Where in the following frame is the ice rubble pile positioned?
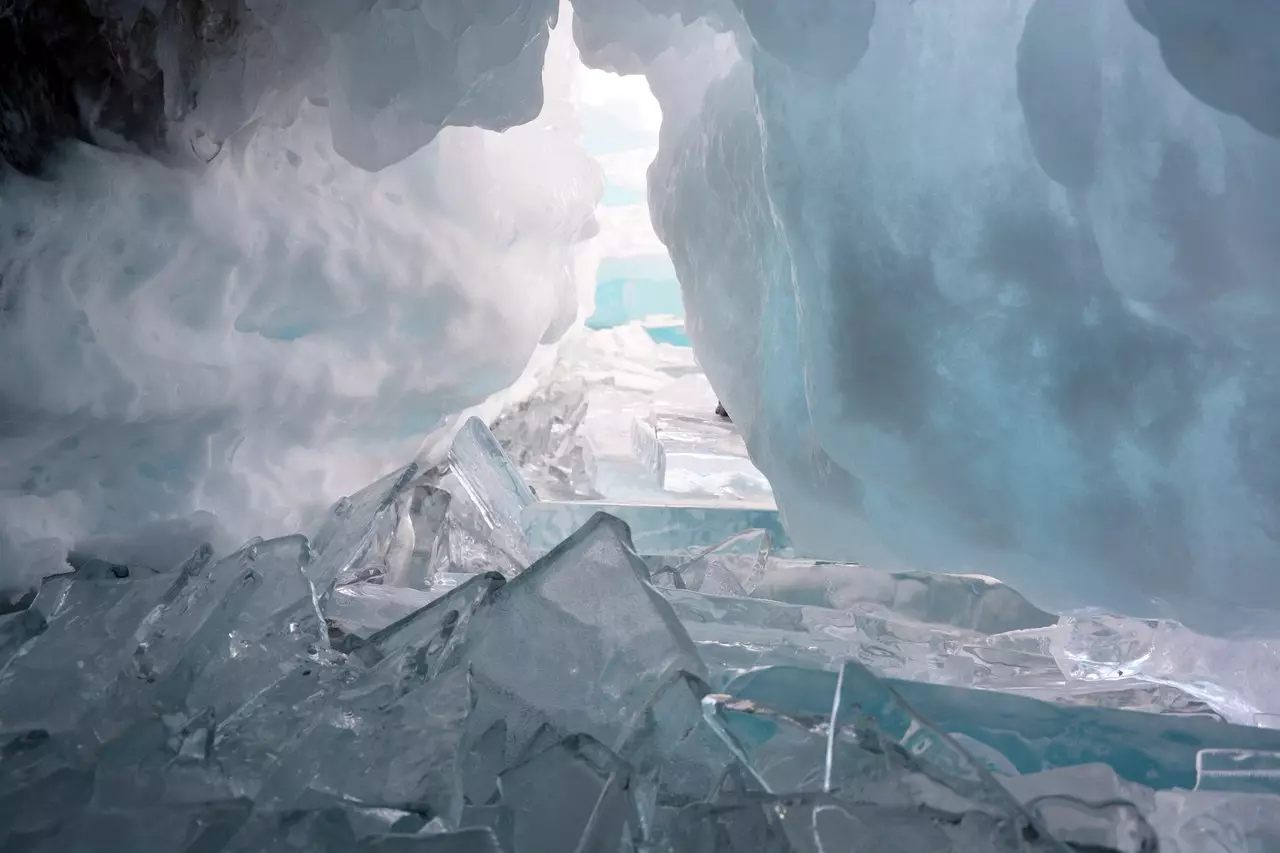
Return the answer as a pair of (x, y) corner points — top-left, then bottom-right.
(570, 0), (1280, 635)
(0, 3), (602, 588)
(5, 348), (1280, 852)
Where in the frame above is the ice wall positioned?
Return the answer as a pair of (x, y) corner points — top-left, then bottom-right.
(0, 3), (602, 587)
(575, 0), (1280, 635)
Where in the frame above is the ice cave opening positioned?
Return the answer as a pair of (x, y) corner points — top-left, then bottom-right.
(3, 0), (1280, 849)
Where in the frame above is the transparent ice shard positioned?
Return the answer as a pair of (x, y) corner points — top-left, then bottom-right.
(618, 670), (733, 822)
(1047, 609), (1280, 726)
(457, 513), (706, 758)
(651, 529), (771, 598)
(306, 665), (472, 824)
(0, 575), (175, 734)
(1051, 611), (1157, 681)
(181, 536), (329, 721)
(490, 377), (593, 501)
(309, 464), (423, 606)
(385, 485), (452, 590)
(355, 572), (506, 696)
(497, 734), (637, 853)
(326, 576), (471, 650)
(751, 559), (1054, 636)
(522, 499), (790, 557)
(826, 660), (1058, 845)
(446, 417), (537, 575)
(699, 694), (832, 795)
(1196, 749), (1280, 795)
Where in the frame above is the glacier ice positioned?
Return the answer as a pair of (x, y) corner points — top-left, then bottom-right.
(5, 0), (1280, 849)
(2, 369), (1280, 851)
(579, 0), (1280, 635)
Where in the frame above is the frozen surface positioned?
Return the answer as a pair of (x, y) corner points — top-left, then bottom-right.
(0, 6), (602, 591)
(570, 0), (1280, 635)
(2, 393), (1280, 851)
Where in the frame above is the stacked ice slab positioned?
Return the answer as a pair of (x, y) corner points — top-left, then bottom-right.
(502, 326), (783, 558)
(4, 416), (1280, 852)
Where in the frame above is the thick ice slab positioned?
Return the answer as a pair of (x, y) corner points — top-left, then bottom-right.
(599, 0), (1280, 634)
(523, 499), (789, 557)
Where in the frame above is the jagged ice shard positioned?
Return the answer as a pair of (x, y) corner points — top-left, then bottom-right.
(4, 0), (1280, 851)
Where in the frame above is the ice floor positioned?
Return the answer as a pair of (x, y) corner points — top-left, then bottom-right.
(2, 322), (1279, 851)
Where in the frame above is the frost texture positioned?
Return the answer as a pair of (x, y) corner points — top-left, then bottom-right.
(581, 0), (1280, 635)
(0, 4), (602, 589)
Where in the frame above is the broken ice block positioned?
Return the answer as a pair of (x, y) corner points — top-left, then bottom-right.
(827, 661), (1048, 837)
(305, 665), (472, 824)
(356, 571), (506, 696)
(447, 417), (537, 571)
(750, 559), (1054, 635)
(498, 735), (637, 853)
(457, 513), (706, 758)
(309, 464), (423, 603)
(490, 377), (592, 501)
(326, 576), (471, 649)
(651, 529), (772, 597)
(1196, 749), (1280, 795)
(385, 485), (451, 589)
(699, 694), (832, 794)
(726, 666), (1280, 791)
(0, 575), (175, 734)
(522, 499), (790, 557)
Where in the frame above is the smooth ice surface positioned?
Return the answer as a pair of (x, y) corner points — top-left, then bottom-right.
(0, 7), (601, 591)
(574, 0), (1280, 633)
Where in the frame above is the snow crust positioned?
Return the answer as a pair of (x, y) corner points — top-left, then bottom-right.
(579, 0), (1280, 635)
(0, 7), (601, 587)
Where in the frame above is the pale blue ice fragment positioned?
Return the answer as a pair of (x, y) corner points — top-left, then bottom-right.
(497, 734), (637, 853)
(1196, 749), (1280, 795)
(326, 574), (474, 650)
(457, 513), (705, 763)
(0, 575), (174, 734)
(522, 500), (790, 557)
(726, 666), (1280, 791)
(650, 529), (771, 597)
(447, 416), (537, 575)
(309, 464), (422, 607)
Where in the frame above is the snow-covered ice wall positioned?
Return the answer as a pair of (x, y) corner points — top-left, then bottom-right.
(572, 0), (1280, 636)
(0, 1), (601, 585)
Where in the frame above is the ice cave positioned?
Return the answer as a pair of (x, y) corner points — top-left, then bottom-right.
(1, 0), (1280, 850)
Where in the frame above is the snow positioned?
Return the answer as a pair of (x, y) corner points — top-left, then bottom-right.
(0, 7), (601, 589)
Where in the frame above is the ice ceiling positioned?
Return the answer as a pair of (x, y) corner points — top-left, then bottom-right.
(3, 0), (1280, 633)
